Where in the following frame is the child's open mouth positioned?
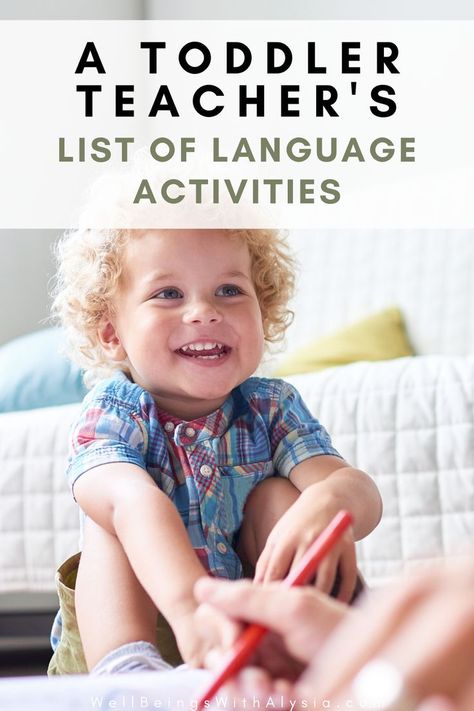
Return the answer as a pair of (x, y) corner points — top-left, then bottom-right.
(176, 342), (231, 360)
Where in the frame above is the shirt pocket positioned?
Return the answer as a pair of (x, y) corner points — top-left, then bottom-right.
(217, 461), (274, 536)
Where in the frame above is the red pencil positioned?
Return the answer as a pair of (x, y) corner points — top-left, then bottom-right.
(195, 509), (353, 709)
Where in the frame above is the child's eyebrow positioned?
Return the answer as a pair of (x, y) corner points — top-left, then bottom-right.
(221, 270), (251, 280)
(142, 272), (174, 286)
(141, 269), (251, 287)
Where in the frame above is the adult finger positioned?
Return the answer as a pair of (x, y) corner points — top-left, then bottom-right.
(194, 601), (242, 648)
(295, 573), (434, 700)
(416, 696), (456, 711)
(194, 577), (348, 662)
(298, 583), (474, 706)
(458, 674), (474, 711)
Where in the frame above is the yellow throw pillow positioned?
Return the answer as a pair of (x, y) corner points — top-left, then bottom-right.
(274, 307), (414, 377)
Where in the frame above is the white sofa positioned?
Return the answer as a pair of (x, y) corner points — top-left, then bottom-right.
(0, 229), (473, 635)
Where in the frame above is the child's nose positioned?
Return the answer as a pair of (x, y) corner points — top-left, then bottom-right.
(183, 299), (222, 325)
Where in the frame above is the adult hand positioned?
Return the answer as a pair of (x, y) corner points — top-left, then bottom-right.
(194, 576), (348, 677)
(172, 604), (238, 669)
(295, 558), (474, 710)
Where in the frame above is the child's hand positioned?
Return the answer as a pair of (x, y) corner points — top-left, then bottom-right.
(253, 486), (358, 603)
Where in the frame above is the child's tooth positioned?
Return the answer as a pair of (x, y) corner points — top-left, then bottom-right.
(204, 342), (214, 350)
(195, 343), (204, 351)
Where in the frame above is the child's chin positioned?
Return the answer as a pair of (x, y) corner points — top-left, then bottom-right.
(189, 385), (231, 401)
(186, 379), (236, 403)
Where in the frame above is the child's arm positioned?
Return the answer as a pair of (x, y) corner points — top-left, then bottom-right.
(254, 456), (382, 601)
(73, 462), (210, 665)
(289, 455), (383, 539)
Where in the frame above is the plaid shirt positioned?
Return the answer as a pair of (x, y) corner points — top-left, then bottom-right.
(68, 370), (340, 580)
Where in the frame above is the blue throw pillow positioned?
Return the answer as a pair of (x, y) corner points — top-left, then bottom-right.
(0, 328), (88, 413)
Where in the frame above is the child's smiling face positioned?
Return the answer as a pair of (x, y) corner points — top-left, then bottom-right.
(99, 230), (265, 419)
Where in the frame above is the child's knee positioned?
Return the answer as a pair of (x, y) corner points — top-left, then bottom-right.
(245, 476), (300, 519)
(238, 477), (300, 569)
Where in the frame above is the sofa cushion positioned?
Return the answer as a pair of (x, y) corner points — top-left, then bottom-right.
(275, 307), (414, 376)
(0, 328), (87, 413)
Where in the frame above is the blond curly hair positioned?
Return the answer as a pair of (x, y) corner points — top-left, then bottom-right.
(51, 229), (296, 386)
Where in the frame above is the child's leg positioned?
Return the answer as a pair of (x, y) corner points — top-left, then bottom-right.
(75, 517), (160, 671)
(236, 476), (300, 573)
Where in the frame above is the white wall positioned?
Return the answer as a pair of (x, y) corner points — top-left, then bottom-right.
(0, 0), (144, 19)
(2, 0), (473, 20)
(0, 231), (59, 345)
(144, 0), (474, 19)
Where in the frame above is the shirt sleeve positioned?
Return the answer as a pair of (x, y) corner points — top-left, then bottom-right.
(269, 380), (342, 478)
(66, 390), (148, 497)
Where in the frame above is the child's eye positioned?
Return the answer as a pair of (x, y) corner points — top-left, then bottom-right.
(216, 284), (243, 297)
(155, 287), (183, 299)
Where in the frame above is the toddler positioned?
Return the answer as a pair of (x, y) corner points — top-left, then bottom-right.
(48, 228), (382, 676)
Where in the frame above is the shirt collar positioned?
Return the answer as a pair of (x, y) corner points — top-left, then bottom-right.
(157, 392), (235, 445)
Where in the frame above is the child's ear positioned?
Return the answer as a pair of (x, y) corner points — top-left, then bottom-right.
(97, 319), (127, 362)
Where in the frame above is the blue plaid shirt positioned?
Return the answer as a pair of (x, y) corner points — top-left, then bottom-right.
(68, 370), (340, 579)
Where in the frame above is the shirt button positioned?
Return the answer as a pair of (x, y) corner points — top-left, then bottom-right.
(164, 421), (174, 432)
(185, 426), (196, 438)
(217, 542), (227, 555)
(200, 464), (213, 477)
